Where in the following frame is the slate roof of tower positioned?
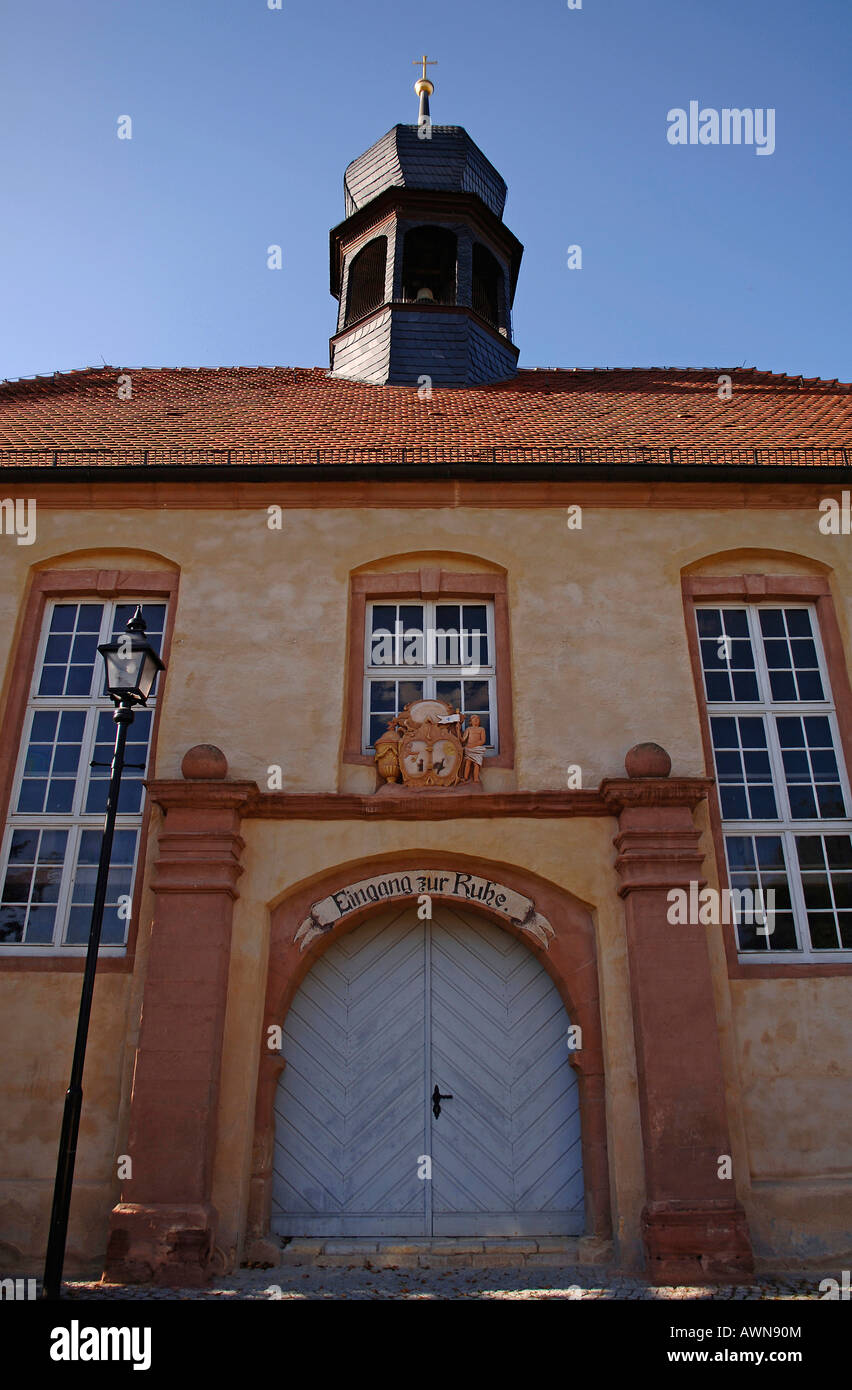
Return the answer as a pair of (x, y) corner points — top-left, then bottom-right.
(0, 366), (849, 461)
(343, 125), (507, 219)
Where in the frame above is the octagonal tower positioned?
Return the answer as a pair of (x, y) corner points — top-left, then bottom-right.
(329, 102), (523, 386)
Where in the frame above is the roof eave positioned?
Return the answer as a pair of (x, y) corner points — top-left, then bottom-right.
(1, 460), (850, 485)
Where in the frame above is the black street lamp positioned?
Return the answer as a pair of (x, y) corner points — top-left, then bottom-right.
(41, 607), (165, 1300)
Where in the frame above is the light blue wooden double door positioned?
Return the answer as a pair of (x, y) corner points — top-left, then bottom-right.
(271, 904), (585, 1237)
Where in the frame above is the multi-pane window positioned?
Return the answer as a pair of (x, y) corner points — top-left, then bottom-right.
(696, 604), (852, 959)
(363, 600), (496, 754)
(0, 600), (166, 953)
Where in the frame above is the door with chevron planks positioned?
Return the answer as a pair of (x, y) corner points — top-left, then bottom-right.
(271, 903), (584, 1237)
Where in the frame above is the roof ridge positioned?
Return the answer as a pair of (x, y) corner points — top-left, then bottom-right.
(3, 363), (847, 390)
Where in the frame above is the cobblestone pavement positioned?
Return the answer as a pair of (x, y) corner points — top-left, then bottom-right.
(59, 1267), (828, 1301)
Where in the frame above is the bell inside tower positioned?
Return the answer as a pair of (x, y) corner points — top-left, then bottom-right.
(401, 226), (457, 306)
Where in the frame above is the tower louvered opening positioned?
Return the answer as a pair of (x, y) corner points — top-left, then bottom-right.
(344, 236), (388, 326)
(472, 242), (502, 329)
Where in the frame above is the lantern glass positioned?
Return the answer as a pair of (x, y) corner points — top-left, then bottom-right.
(98, 608), (165, 705)
(136, 649), (161, 701)
(103, 646), (147, 697)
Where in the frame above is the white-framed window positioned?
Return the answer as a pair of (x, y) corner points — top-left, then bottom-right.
(0, 599), (167, 954)
(363, 599), (497, 754)
(696, 602), (852, 961)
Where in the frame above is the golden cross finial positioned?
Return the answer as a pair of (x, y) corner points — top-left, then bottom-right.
(413, 54), (437, 82)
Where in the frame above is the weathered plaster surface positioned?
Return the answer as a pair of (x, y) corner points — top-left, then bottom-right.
(0, 504), (848, 1269)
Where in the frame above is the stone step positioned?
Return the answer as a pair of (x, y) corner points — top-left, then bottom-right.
(247, 1236), (612, 1270)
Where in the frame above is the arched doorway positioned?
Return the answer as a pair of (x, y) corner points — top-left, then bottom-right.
(271, 901), (584, 1238)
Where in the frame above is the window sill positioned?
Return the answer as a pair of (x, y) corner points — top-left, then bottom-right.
(729, 955), (852, 979)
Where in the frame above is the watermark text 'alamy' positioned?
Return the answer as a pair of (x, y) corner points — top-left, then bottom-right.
(667, 103), (775, 156)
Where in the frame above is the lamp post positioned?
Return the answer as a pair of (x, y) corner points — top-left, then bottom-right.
(41, 607), (165, 1300)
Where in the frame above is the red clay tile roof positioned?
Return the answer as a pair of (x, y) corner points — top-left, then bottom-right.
(0, 365), (850, 457)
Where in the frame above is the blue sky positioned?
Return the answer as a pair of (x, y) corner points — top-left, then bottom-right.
(2, 0), (850, 382)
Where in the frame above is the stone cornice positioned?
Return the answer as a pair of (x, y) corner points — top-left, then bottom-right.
(146, 778), (713, 820)
(150, 781), (259, 813)
(599, 777), (714, 813)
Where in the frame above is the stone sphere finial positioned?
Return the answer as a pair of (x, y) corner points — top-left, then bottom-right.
(625, 742), (672, 779)
(181, 744), (228, 780)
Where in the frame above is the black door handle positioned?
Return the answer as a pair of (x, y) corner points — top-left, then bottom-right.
(432, 1084), (453, 1119)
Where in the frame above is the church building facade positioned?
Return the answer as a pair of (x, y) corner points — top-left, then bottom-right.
(1, 92), (851, 1287)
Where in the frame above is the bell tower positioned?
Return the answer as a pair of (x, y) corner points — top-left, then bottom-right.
(328, 61), (523, 387)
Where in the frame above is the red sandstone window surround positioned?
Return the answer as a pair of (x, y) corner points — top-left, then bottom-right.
(343, 569), (514, 768)
(0, 569), (178, 972)
(683, 573), (852, 978)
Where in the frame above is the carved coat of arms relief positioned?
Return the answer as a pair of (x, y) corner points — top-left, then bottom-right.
(374, 698), (464, 788)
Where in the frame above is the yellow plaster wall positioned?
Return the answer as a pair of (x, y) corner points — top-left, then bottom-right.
(1, 503), (847, 795)
(729, 977), (852, 1261)
(1, 496), (850, 1269)
(0, 973), (130, 1273)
